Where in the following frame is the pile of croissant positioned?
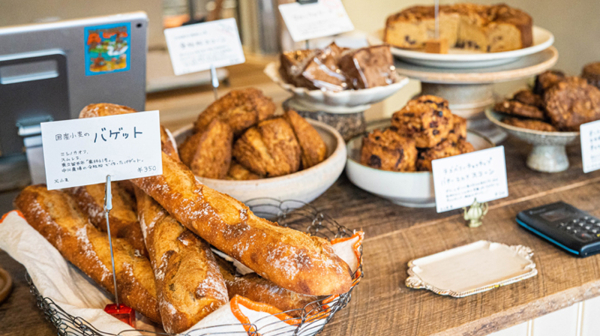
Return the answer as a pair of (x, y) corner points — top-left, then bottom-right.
(14, 103), (355, 334)
(179, 88), (328, 179)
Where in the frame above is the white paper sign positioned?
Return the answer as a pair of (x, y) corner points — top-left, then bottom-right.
(580, 120), (600, 173)
(432, 146), (509, 213)
(41, 111), (163, 190)
(279, 0), (354, 42)
(164, 18), (245, 76)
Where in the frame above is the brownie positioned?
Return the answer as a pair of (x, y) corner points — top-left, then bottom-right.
(512, 89), (544, 108)
(279, 49), (316, 85)
(582, 62), (600, 89)
(339, 45), (398, 89)
(533, 70), (566, 95)
(416, 137), (475, 171)
(544, 76), (600, 131)
(392, 95), (454, 148)
(493, 100), (546, 120)
(360, 128), (418, 172)
(502, 117), (557, 132)
(295, 42), (348, 92)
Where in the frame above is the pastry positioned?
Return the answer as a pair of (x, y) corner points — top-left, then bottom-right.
(160, 126), (179, 161)
(284, 110), (327, 169)
(493, 100), (546, 120)
(279, 49), (316, 85)
(130, 151), (354, 296)
(79, 103), (137, 118)
(226, 161), (262, 180)
(216, 256), (319, 317)
(14, 185), (161, 323)
(233, 118), (302, 177)
(338, 45), (397, 89)
(417, 137), (475, 171)
(288, 42), (348, 92)
(178, 131), (203, 167)
(385, 4), (533, 52)
(189, 119), (233, 179)
(533, 70), (566, 95)
(67, 182), (147, 258)
(450, 115), (467, 140)
(135, 188), (228, 333)
(194, 88), (276, 136)
(512, 89), (544, 108)
(582, 62), (600, 89)
(360, 128), (417, 172)
(544, 76), (600, 131)
(392, 95), (454, 148)
(502, 117), (557, 132)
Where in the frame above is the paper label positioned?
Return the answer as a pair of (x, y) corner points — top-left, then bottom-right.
(41, 111), (163, 190)
(84, 22), (131, 76)
(432, 146), (509, 213)
(278, 0), (354, 42)
(580, 120), (600, 173)
(164, 18), (245, 76)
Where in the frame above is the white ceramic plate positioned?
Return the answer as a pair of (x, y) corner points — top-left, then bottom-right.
(345, 120), (494, 208)
(264, 62), (409, 108)
(368, 26), (554, 69)
(172, 119), (346, 206)
(406, 240), (537, 297)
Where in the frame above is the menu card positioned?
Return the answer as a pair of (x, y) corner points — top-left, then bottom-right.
(278, 0), (354, 42)
(580, 120), (600, 173)
(41, 111), (163, 190)
(432, 146), (509, 213)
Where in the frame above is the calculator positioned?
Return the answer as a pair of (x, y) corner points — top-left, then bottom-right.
(516, 202), (600, 257)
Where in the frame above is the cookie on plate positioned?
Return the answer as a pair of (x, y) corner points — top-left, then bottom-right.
(544, 76), (600, 131)
(493, 100), (546, 120)
(360, 128), (418, 172)
(392, 95), (454, 148)
(512, 89), (544, 108)
(534, 70), (566, 95)
(502, 117), (557, 132)
(416, 137), (475, 171)
(582, 62), (600, 89)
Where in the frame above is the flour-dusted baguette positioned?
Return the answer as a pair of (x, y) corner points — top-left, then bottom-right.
(131, 152), (353, 296)
(135, 188), (228, 333)
(14, 185), (161, 323)
(215, 256), (320, 317)
(67, 182), (147, 258)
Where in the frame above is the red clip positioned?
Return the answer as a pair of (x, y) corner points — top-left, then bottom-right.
(104, 303), (136, 327)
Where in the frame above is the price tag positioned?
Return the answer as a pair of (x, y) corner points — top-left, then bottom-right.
(432, 146), (509, 213)
(164, 18), (245, 76)
(279, 0), (354, 42)
(41, 111), (163, 190)
(580, 120), (600, 173)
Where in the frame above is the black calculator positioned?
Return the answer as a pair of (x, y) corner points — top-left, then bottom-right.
(516, 202), (600, 257)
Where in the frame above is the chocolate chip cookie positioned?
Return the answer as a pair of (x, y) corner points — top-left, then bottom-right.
(544, 76), (600, 131)
(416, 137), (475, 171)
(360, 128), (418, 172)
(392, 95), (454, 148)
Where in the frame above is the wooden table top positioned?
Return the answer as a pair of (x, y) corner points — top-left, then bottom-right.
(2, 65), (600, 335)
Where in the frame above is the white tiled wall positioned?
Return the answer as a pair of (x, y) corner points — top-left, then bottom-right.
(489, 296), (600, 336)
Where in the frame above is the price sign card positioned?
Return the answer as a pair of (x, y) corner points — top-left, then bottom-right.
(41, 111), (163, 190)
(432, 146), (509, 213)
(279, 0), (354, 42)
(164, 18), (245, 76)
(580, 120), (600, 173)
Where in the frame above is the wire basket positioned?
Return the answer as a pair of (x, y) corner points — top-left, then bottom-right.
(27, 198), (363, 336)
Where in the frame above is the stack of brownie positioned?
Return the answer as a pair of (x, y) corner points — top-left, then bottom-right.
(279, 42), (399, 92)
(360, 95), (475, 172)
(496, 68), (600, 132)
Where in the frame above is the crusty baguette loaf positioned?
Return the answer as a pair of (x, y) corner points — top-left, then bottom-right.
(67, 182), (147, 258)
(215, 256), (319, 317)
(135, 187), (228, 333)
(131, 151), (353, 296)
(14, 185), (161, 323)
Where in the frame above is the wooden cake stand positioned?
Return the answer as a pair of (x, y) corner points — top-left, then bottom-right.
(395, 47), (558, 143)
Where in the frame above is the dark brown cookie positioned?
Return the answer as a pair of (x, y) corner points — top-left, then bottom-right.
(533, 70), (566, 95)
(582, 62), (600, 89)
(502, 117), (557, 132)
(360, 128), (418, 172)
(512, 89), (544, 108)
(392, 95), (454, 148)
(544, 76), (600, 131)
(493, 100), (546, 120)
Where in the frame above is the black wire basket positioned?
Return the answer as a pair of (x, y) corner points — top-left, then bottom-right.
(27, 198), (363, 336)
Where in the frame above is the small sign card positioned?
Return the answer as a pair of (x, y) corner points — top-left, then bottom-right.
(164, 18), (245, 76)
(41, 111), (163, 190)
(432, 146), (509, 213)
(279, 0), (354, 42)
(580, 120), (600, 173)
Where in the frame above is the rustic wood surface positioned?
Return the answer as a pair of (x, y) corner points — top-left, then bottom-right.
(2, 63), (600, 335)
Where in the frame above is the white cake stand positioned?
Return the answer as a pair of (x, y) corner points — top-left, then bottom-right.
(394, 47), (558, 143)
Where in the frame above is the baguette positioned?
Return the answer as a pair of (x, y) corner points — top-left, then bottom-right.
(131, 151), (353, 296)
(215, 256), (320, 317)
(67, 182), (147, 258)
(135, 188), (228, 333)
(14, 185), (161, 323)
